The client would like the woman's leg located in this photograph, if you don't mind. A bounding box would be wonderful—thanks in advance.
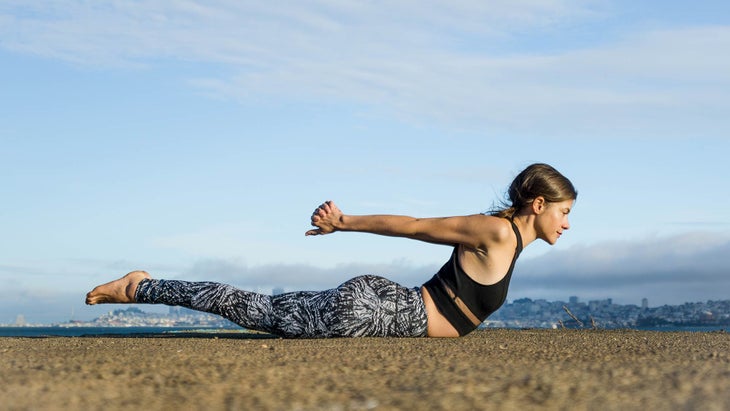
[328,275,428,338]
[135,279,354,338]
[264,275,428,338]
[87,273,428,338]
[134,278,277,334]
[86,271,341,337]
[86,271,281,334]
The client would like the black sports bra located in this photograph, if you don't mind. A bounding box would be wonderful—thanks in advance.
[422,219,523,336]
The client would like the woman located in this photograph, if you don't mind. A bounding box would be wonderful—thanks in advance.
[86,163,576,338]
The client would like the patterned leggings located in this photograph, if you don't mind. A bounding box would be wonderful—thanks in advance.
[135,275,428,338]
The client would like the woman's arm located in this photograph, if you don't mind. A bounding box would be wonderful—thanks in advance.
[305,201,507,252]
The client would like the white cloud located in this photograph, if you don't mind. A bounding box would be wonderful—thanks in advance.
[6,1,726,137]
[0,1,590,63]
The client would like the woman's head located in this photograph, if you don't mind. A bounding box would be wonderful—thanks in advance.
[491,163,577,219]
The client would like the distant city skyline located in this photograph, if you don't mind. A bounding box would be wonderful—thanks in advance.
[5,296,728,331]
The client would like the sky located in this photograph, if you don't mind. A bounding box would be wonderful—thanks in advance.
[1,0,729,324]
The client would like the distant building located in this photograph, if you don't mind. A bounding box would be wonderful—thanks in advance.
[642,298,649,309]
[272,287,284,296]
[569,296,579,304]
[15,314,26,326]
[589,299,613,311]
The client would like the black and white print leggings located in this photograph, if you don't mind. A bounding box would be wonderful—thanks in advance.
[135,275,428,338]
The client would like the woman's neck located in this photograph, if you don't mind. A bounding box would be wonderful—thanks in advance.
[510,213,538,248]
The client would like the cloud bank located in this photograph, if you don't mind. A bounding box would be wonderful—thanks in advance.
[512,232,730,305]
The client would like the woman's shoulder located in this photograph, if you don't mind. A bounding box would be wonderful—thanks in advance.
[470,214,514,245]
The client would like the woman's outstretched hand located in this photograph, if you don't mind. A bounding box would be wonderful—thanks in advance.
[305,200,343,236]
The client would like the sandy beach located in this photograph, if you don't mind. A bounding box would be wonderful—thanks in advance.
[1,329,728,410]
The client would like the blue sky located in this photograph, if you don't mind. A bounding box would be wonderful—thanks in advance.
[1,1,729,324]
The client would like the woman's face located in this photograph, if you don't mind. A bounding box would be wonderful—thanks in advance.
[536,198,574,245]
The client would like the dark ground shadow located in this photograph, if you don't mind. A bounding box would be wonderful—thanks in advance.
[77,331,280,339]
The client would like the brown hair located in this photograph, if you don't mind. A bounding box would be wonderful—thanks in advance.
[490,163,577,218]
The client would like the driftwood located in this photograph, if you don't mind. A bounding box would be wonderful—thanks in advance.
[562,305,584,327]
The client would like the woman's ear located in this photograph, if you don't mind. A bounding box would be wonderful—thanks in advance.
[532,196,546,214]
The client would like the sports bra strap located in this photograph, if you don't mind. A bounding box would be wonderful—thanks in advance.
[509,218,523,254]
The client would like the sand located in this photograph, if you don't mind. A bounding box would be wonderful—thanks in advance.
[1,329,728,411]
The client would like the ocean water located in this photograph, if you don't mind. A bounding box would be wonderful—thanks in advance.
[0,326,240,337]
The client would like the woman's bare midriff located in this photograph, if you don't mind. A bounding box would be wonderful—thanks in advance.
[421,287,460,338]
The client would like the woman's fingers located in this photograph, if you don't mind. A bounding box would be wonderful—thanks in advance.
[307,200,338,236]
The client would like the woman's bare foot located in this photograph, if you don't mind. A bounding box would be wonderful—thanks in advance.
[85,271,151,305]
